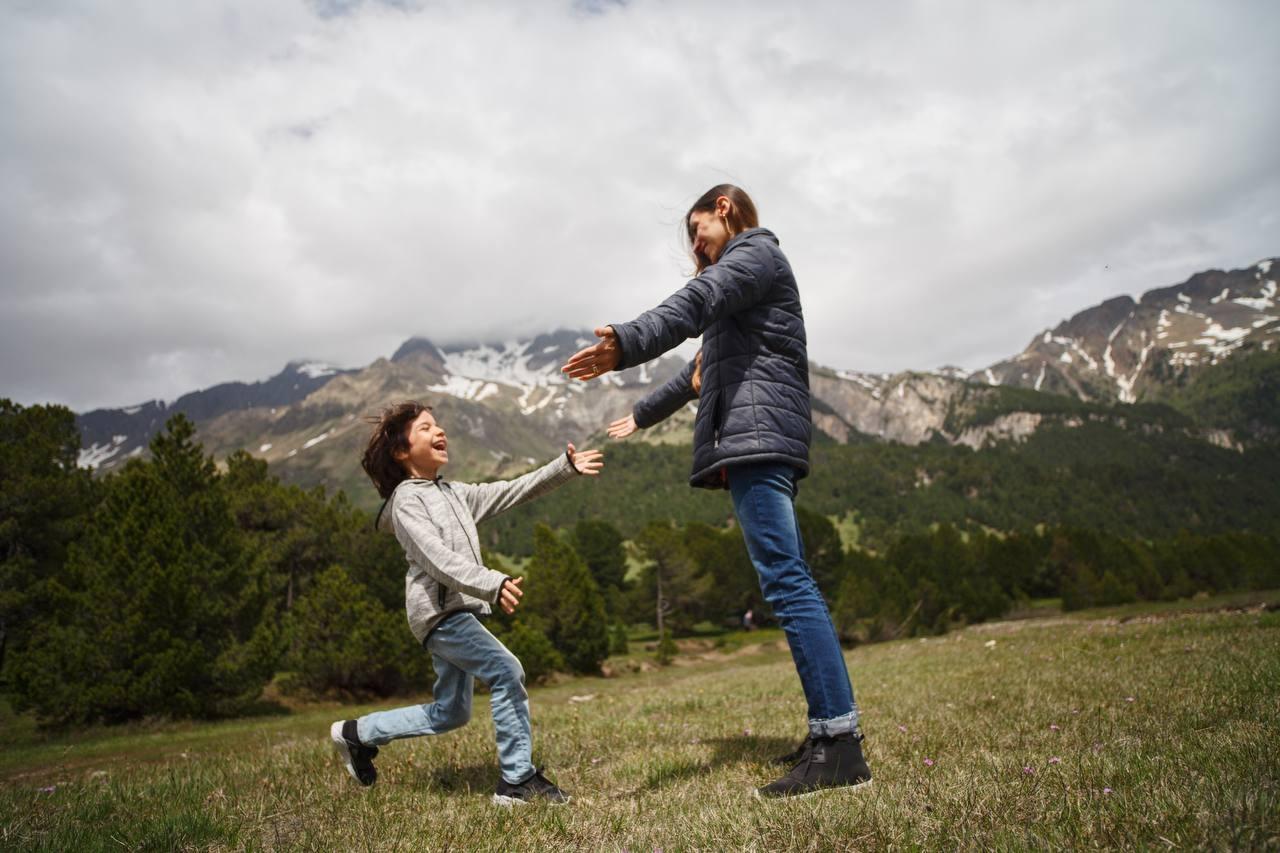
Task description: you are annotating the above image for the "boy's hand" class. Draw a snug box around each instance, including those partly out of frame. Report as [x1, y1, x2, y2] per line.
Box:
[567, 443, 604, 475]
[498, 577, 524, 614]
[691, 349, 703, 394]
[561, 326, 621, 381]
[607, 414, 637, 439]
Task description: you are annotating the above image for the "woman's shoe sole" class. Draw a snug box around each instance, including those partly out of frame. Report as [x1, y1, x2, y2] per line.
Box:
[753, 777, 872, 801]
[492, 794, 572, 807]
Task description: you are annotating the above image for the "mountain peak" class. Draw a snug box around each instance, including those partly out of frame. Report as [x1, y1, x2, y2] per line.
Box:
[391, 337, 446, 365]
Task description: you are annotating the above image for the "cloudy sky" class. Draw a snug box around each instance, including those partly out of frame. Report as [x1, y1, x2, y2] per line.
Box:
[2, 0, 1277, 412]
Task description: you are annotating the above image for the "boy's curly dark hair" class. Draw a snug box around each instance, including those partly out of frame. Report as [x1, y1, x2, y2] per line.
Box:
[362, 401, 432, 499]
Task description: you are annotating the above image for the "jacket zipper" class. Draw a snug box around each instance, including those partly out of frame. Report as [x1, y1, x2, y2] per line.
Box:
[434, 481, 483, 609]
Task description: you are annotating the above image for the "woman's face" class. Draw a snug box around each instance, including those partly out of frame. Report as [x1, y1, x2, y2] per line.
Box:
[689, 207, 732, 266]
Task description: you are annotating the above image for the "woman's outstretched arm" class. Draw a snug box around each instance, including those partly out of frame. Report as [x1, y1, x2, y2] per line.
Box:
[562, 239, 774, 379]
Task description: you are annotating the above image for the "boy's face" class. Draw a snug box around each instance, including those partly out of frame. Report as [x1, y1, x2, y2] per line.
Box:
[395, 409, 449, 477]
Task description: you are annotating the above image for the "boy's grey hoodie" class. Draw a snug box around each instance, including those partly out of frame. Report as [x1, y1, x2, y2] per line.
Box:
[378, 452, 580, 644]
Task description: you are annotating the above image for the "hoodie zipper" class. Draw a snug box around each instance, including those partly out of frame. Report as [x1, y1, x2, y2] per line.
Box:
[434, 480, 482, 610]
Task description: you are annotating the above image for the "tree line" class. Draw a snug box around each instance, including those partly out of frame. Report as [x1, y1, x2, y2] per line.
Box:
[2, 400, 1277, 728]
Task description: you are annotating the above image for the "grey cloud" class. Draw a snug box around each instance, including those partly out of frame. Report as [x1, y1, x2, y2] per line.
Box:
[2, 0, 1277, 411]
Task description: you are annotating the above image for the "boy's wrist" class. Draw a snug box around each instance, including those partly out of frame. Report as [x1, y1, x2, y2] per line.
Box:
[493, 575, 512, 604]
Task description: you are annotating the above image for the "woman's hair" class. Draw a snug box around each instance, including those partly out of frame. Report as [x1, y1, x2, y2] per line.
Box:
[362, 400, 431, 499]
[685, 184, 759, 273]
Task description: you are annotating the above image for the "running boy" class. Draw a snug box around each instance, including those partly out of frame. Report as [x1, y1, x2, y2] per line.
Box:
[330, 401, 603, 806]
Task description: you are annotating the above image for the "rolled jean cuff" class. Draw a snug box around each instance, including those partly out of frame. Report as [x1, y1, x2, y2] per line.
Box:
[809, 710, 859, 739]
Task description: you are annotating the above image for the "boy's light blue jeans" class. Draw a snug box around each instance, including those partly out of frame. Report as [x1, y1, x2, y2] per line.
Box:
[728, 462, 861, 738]
[355, 612, 534, 785]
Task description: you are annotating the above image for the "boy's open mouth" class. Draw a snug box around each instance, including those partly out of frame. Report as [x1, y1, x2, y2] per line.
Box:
[432, 439, 448, 452]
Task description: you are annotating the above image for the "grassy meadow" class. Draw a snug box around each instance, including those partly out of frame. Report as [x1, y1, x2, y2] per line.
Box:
[2, 594, 1278, 851]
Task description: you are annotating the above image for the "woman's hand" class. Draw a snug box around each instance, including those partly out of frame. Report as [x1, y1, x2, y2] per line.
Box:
[562, 326, 621, 381]
[567, 442, 604, 475]
[498, 576, 524, 614]
[607, 414, 637, 439]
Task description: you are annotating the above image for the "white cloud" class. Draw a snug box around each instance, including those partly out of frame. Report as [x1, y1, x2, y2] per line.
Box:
[2, 0, 1277, 410]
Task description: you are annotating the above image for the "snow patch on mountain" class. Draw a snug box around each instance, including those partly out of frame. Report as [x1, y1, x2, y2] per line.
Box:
[1194, 322, 1253, 360]
[303, 431, 330, 449]
[296, 362, 338, 379]
[428, 375, 501, 402]
[79, 434, 129, 469]
[1234, 279, 1275, 312]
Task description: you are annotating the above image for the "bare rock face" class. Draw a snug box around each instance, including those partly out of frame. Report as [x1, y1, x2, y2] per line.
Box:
[954, 412, 1044, 450]
[811, 368, 964, 444]
[976, 258, 1279, 403]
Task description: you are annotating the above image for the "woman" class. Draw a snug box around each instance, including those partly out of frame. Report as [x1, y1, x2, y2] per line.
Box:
[561, 184, 872, 799]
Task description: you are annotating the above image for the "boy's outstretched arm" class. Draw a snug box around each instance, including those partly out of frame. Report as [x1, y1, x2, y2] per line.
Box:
[457, 443, 603, 524]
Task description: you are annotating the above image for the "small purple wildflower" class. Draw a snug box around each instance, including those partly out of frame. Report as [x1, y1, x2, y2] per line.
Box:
[1023, 766, 1035, 775]
[1048, 757, 1061, 765]
[1125, 696, 1135, 703]
[1103, 787, 1113, 795]
[898, 725, 908, 733]
[37, 785, 56, 794]
[1050, 724, 1060, 731]
[923, 758, 935, 767]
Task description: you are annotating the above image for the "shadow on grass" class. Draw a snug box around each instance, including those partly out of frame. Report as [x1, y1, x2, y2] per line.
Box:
[641, 735, 796, 790]
[409, 762, 503, 795]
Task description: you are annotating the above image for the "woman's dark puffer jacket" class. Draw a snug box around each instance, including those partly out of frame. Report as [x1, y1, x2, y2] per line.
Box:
[613, 227, 811, 489]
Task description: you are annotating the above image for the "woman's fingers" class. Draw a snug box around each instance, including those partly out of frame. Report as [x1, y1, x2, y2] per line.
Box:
[607, 414, 637, 439]
[562, 345, 604, 379]
[561, 327, 621, 380]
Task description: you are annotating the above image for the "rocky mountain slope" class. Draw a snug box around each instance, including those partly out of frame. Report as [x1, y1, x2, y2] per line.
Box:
[977, 258, 1278, 402]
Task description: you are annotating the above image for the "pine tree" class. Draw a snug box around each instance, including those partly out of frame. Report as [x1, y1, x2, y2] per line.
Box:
[0, 400, 96, 681]
[572, 519, 628, 592]
[283, 565, 432, 696]
[9, 416, 278, 724]
[522, 525, 609, 674]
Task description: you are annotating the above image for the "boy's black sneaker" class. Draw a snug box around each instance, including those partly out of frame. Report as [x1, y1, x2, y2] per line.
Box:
[492, 768, 571, 807]
[755, 733, 872, 799]
[330, 720, 378, 787]
[771, 734, 814, 766]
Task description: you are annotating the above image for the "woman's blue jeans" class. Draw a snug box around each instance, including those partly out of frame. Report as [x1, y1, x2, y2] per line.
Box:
[355, 612, 534, 785]
[728, 462, 860, 737]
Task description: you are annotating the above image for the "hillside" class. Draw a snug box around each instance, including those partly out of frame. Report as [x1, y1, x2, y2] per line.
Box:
[3, 599, 1276, 850]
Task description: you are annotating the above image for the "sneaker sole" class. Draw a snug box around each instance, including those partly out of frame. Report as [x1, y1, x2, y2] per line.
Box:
[330, 721, 371, 787]
[491, 794, 572, 808]
[753, 777, 872, 801]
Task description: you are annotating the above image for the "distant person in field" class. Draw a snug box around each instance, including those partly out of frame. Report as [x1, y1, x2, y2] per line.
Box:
[329, 401, 603, 807]
[562, 184, 871, 799]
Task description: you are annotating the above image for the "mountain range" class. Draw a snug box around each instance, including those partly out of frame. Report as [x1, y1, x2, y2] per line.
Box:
[76, 257, 1278, 508]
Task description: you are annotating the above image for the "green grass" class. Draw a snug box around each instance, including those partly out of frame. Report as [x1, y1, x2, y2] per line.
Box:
[2, 596, 1278, 850]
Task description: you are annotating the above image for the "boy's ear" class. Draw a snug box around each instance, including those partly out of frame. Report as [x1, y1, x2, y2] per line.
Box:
[392, 447, 409, 462]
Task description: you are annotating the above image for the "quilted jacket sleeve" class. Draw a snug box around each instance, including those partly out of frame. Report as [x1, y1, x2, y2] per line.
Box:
[633, 357, 698, 429]
[611, 238, 776, 369]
